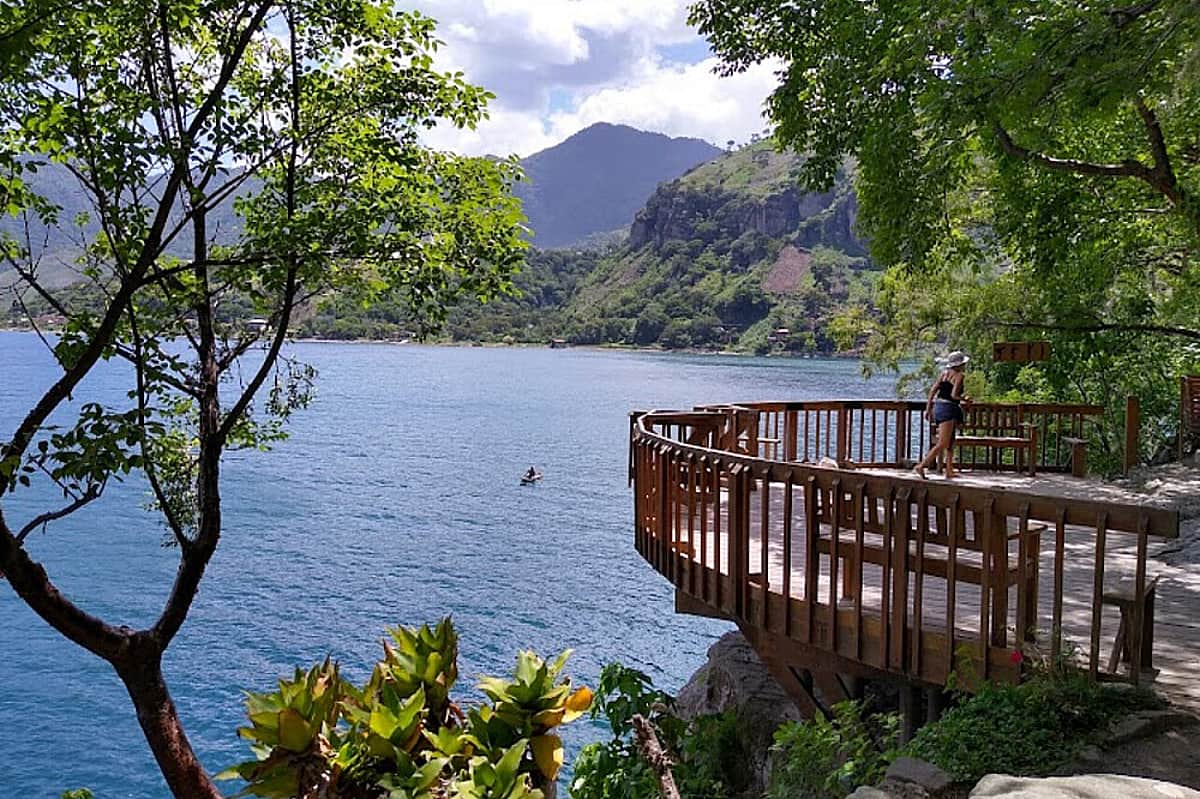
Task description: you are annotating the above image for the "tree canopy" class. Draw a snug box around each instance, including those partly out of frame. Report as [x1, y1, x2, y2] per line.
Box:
[0, 1, 525, 794]
[691, 0, 1200, 459]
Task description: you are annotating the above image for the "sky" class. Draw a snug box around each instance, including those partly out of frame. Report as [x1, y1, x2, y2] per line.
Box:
[414, 0, 782, 158]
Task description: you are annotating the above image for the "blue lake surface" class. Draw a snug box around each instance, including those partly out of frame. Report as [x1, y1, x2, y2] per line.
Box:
[0, 333, 894, 797]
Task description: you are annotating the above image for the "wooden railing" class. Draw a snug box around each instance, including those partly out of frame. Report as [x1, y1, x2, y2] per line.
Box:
[630, 404, 1177, 689]
[1182, 377, 1200, 457]
[693, 400, 1104, 473]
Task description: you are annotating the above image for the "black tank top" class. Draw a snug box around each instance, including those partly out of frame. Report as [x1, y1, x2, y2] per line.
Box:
[935, 377, 958, 403]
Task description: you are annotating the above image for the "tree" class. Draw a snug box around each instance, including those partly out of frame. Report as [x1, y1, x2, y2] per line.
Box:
[691, 0, 1200, 454]
[0, 1, 525, 795]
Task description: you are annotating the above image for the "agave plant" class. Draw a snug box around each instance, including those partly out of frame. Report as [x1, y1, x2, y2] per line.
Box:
[217, 659, 346, 797]
[476, 650, 593, 784]
[377, 618, 460, 728]
[451, 741, 541, 799]
[220, 619, 591, 799]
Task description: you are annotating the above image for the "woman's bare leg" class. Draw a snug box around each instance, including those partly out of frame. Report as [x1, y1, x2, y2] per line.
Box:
[943, 422, 958, 478]
[917, 422, 956, 478]
[915, 421, 951, 477]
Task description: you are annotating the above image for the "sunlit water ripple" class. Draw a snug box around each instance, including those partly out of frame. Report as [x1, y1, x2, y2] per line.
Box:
[0, 333, 892, 797]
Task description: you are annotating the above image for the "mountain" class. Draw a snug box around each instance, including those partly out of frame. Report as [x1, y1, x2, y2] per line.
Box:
[0, 161, 251, 290]
[447, 140, 881, 354]
[515, 123, 722, 249]
[5, 133, 880, 353]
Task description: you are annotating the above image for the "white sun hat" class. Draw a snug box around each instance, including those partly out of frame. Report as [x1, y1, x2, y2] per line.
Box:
[944, 351, 970, 367]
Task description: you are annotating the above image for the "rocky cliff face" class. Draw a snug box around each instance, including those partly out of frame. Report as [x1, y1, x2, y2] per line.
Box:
[675, 631, 802, 798]
[627, 171, 863, 256]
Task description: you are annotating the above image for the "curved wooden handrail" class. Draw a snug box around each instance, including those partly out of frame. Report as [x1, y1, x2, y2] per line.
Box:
[629, 404, 1176, 689]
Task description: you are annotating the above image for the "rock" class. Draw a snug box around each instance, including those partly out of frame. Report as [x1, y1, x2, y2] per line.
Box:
[1106, 710, 1198, 746]
[675, 631, 801, 798]
[848, 787, 895, 799]
[881, 757, 954, 797]
[970, 774, 1200, 798]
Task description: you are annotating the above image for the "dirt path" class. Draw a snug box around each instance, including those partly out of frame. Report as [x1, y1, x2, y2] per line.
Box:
[1061, 717, 1200, 789]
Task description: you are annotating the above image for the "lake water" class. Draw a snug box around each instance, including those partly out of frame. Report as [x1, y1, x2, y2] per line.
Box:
[0, 333, 894, 797]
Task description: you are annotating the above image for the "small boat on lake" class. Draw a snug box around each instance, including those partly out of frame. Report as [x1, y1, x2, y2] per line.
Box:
[521, 467, 543, 485]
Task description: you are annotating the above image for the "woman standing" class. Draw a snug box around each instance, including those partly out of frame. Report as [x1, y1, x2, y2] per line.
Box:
[914, 351, 971, 479]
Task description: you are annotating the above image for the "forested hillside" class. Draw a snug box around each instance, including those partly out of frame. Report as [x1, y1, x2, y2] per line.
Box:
[5, 138, 879, 354]
[447, 141, 880, 353]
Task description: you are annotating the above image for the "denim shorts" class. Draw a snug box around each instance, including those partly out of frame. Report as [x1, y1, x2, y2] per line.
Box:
[932, 400, 964, 425]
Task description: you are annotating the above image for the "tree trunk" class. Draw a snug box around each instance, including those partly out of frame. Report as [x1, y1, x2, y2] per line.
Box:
[118, 649, 221, 799]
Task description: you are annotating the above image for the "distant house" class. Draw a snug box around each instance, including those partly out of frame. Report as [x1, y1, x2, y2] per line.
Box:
[34, 313, 67, 329]
[245, 318, 270, 333]
[767, 327, 791, 344]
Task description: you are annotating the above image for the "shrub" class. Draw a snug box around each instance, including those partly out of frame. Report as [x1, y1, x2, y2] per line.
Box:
[767, 701, 899, 799]
[906, 668, 1159, 782]
[569, 664, 744, 799]
[221, 618, 590, 799]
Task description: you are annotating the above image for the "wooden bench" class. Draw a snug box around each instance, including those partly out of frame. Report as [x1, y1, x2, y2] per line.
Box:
[813, 499, 1046, 644]
[1061, 437, 1089, 477]
[953, 424, 1039, 475]
[1103, 576, 1159, 675]
[941, 404, 1039, 475]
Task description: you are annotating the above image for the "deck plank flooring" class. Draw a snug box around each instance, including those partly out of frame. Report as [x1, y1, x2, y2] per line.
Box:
[674, 469, 1199, 713]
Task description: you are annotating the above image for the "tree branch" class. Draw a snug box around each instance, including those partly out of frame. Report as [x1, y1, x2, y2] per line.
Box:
[127, 298, 190, 550]
[1133, 96, 1184, 208]
[15, 484, 102, 542]
[631, 715, 682, 799]
[1105, 0, 1162, 29]
[0, 517, 130, 660]
[988, 319, 1200, 340]
[992, 121, 1154, 180]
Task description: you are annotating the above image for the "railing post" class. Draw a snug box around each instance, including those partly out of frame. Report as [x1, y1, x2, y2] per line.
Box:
[628, 412, 639, 485]
[836, 404, 850, 465]
[895, 406, 910, 467]
[1124, 396, 1140, 474]
[657, 448, 671, 576]
[1181, 377, 1188, 462]
[729, 465, 746, 620]
[784, 410, 798, 462]
[890, 488, 911, 671]
[989, 507, 1009, 650]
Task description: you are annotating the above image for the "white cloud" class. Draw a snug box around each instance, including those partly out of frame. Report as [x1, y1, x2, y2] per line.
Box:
[427, 57, 781, 157]
[411, 2, 781, 157]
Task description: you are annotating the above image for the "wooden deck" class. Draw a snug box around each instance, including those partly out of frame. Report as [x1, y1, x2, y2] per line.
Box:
[629, 402, 1193, 712]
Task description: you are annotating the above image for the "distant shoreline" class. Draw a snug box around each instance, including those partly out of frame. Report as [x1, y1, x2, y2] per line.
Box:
[0, 328, 860, 360]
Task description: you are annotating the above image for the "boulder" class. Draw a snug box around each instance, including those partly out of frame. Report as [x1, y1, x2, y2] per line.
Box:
[675, 631, 801, 797]
[1105, 709, 1197, 746]
[879, 757, 955, 797]
[848, 787, 895, 799]
[970, 774, 1200, 798]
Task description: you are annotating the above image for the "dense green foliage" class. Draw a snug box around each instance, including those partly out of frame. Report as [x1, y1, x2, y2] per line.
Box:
[223, 619, 591, 799]
[5, 139, 885, 354]
[569, 664, 748, 799]
[693, 0, 1200, 459]
[450, 142, 880, 353]
[907, 669, 1158, 782]
[767, 701, 899, 799]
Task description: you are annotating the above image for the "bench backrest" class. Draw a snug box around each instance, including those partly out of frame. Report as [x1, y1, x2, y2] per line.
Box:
[1184, 377, 1200, 438]
[961, 404, 1026, 438]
